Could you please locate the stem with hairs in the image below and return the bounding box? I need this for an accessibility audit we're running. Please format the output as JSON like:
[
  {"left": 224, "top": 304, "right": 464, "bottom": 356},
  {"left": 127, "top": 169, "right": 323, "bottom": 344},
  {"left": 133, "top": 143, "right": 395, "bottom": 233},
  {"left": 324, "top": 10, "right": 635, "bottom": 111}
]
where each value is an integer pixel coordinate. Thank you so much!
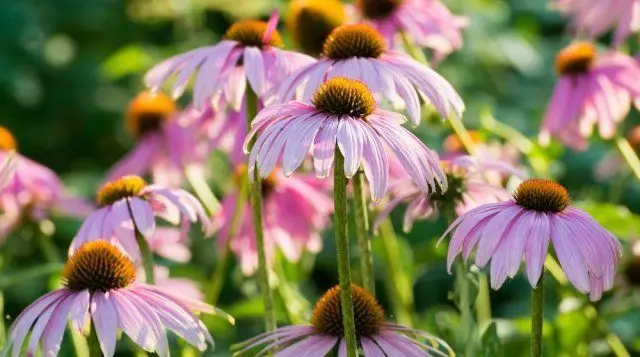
[{"left": 352, "top": 171, "right": 375, "bottom": 293}]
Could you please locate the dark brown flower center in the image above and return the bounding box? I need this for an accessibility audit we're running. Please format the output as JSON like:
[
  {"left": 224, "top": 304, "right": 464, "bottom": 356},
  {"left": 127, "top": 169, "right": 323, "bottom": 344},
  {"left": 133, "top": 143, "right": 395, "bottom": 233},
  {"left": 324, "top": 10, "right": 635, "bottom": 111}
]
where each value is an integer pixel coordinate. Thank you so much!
[
  {"left": 126, "top": 91, "right": 176, "bottom": 138},
  {"left": 311, "top": 284, "right": 385, "bottom": 338},
  {"left": 513, "top": 178, "right": 570, "bottom": 213},
  {"left": 430, "top": 170, "right": 466, "bottom": 210},
  {"left": 312, "top": 77, "right": 376, "bottom": 118},
  {"left": 356, "top": 0, "right": 403, "bottom": 19},
  {"left": 63, "top": 241, "right": 136, "bottom": 292},
  {"left": 289, "top": 0, "right": 346, "bottom": 57},
  {"left": 225, "top": 20, "right": 283, "bottom": 48},
  {"left": 0, "top": 126, "right": 18, "bottom": 151},
  {"left": 555, "top": 42, "right": 596, "bottom": 75},
  {"left": 322, "top": 24, "right": 386, "bottom": 59},
  {"left": 97, "top": 175, "right": 147, "bottom": 206}
]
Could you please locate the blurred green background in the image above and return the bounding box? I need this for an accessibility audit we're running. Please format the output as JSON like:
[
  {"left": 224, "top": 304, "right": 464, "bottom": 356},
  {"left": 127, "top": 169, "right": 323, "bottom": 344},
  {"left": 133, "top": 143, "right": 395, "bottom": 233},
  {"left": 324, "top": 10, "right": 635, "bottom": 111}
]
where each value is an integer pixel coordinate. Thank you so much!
[{"left": 2, "top": 0, "right": 640, "bottom": 356}]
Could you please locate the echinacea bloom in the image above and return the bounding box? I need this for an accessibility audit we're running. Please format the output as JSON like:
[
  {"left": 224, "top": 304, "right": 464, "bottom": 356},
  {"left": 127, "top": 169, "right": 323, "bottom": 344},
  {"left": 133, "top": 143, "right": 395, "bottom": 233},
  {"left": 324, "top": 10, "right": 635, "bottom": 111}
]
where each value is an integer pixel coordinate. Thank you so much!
[
  {"left": 234, "top": 284, "right": 453, "bottom": 356},
  {"left": 352, "top": 0, "right": 467, "bottom": 62},
  {"left": 246, "top": 77, "right": 447, "bottom": 201},
  {"left": 552, "top": 0, "right": 640, "bottom": 46},
  {"left": 3, "top": 241, "right": 226, "bottom": 357},
  {"left": 70, "top": 175, "right": 211, "bottom": 260},
  {"left": 0, "top": 127, "right": 92, "bottom": 242},
  {"left": 375, "top": 155, "right": 520, "bottom": 232},
  {"left": 288, "top": 0, "right": 346, "bottom": 57},
  {"left": 442, "top": 178, "right": 621, "bottom": 300},
  {"left": 106, "top": 92, "right": 208, "bottom": 187},
  {"left": 540, "top": 42, "right": 640, "bottom": 150},
  {"left": 277, "top": 24, "right": 464, "bottom": 126},
  {"left": 212, "top": 166, "right": 331, "bottom": 275},
  {"left": 596, "top": 126, "right": 640, "bottom": 179},
  {"left": 144, "top": 12, "right": 314, "bottom": 110}
]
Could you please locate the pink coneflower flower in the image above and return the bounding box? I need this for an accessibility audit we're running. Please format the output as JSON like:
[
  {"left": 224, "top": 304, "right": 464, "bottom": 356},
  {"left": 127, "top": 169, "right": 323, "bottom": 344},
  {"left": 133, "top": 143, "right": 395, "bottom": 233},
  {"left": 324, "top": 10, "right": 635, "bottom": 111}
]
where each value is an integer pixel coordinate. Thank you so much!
[
  {"left": 441, "top": 178, "right": 622, "bottom": 300},
  {"left": 552, "top": 0, "right": 640, "bottom": 46},
  {"left": 375, "top": 155, "right": 520, "bottom": 232},
  {"left": 3, "top": 241, "right": 225, "bottom": 357},
  {"left": 234, "top": 284, "right": 453, "bottom": 356},
  {"left": 212, "top": 166, "right": 331, "bottom": 275},
  {"left": 69, "top": 175, "right": 210, "bottom": 260},
  {"left": 105, "top": 92, "right": 207, "bottom": 187},
  {"left": 144, "top": 12, "right": 314, "bottom": 110},
  {"left": 276, "top": 24, "right": 464, "bottom": 126},
  {"left": 0, "top": 127, "right": 92, "bottom": 242},
  {"left": 246, "top": 77, "right": 447, "bottom": 201},
  {"left": 540, "top": 42, "right": 640, "bottom": 150},
  {"left": 147, "top": 227, "right": 192, "bottom": 263},
  {"left": 201, "top": 99, "right": 249, "bottom": 166},
  {"left": 352, "top": 0, "right": 467, "bottom": 62},
  {"left": 287, "top": 0, "right": 347, "bottom": 57}
]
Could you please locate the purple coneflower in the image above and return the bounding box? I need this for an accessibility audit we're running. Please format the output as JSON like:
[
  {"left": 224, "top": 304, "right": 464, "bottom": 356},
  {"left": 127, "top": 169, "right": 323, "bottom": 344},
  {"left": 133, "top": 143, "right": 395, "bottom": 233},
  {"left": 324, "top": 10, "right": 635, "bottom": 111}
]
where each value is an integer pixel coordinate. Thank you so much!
[
  {"left": 246, "top": 77, "right": 447, "bottom": 201},
  {"left": 106, "top": 91, "right": 207, "bottom": 187},
  {"left": 287, "top": 0, "right": 347, "bottom": 57},
  {"left": 442, "top": 178, "right": 621, "bottom": 300},
  {"left": 276, "top": 24, "right": 464, "bottom": 126},
  {"left": 540, "top": 42, "right": 640, "bottom": 150},
  {"left": 3, "top": 241, "right": 226, "bottom": 357},
  {"left": 234, "top": 284, "right": 453, "bottom": 356},
  {"left": 375, "top": 154, "right": 520, "bottom": 232},
  {"left": 212, "top": 166, "right": 331, "bottom": 275},
  {"left": 552, "top": 0, "right": 640, "bottom": 46},
  {"left": 144, "top": 12, "right": 314, "bottom": 110},
  {"left": 351, "top": 0, "right": 467, "bottom": 63},
  {"left": 0, "top": 127, "right": 92, "bottom": 243},
  {"left": 70, "top": 175, "right": 210, "bottom": 260}
]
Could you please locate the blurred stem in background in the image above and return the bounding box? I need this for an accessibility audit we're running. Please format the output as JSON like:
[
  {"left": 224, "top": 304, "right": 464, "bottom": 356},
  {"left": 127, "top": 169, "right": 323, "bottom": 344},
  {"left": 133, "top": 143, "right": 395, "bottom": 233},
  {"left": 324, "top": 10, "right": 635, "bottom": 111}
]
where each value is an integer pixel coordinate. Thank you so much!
[
  {"left": 455, "top": 261, "right": 477, "bottom": 357},
  {"left": 399, "top": 31, "right": 428, "bottom": 65},
  {"left": 246, "top": 87, "right": 277, "bottom": 332},
  {"left": 206, "top": 173, "right": 249, "bottom": 306},
  {"left": 376, "top": 218, "right": 414, "bottom": 327},
  {"left": 615, "top": 135, "right": 640, "bottom": 181},
  {"left": 34, "top": 221, "right": 61, "bottom": 263},
  {"left": 352, "top": 171, "right": 375, "bottom": 294},
  {"left": 185, "top": 164, "right": 221, "bottom": 216},
  {"left": 531, "top": 274, "right": 544, "bottom": 357},
  {"left": 87, "top": 325, "right": 102, "bottom": 356},
  {"left": 333, "top": 148, "right": 358, "bottom": 357}
]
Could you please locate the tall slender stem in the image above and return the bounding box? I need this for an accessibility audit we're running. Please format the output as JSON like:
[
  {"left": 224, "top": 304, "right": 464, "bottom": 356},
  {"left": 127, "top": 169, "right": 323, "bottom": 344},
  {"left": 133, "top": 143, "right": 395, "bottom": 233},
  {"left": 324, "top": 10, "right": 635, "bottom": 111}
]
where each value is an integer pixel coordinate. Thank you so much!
[
  {"left": 400, "top": 31, "right": 428, "bottom": 65},
  {"left": 352, "top": 171, "right": 374, "bottom": 294},
  {"left": 246, "top": 87, "right": 277, "bottom": 332},
  {"left": 377, "top": 218, "right": 414, "bottom": 327},
  {"left": 531, "top": 274, "right": 544, "bottom": 357},
  {"left": 334, "top": 148, "right": 358, "bottom": 357},
  {"left": 87, "top": 326, "right": 102, "bottom": 356},
  {"left": 476, "top": 272, "right": 492, "bottom": 329},
  {"left": 206, "top": 176, "right": 248, "bottom": 305},
  {"left": 135, "top": 231, "right": 155, "bottom": 285},
  {"left": 615, "top": 136, "right": 640, "bottom": 181},
  {"left": 455, "top": 261, "right": 476, "bottom": 357}
]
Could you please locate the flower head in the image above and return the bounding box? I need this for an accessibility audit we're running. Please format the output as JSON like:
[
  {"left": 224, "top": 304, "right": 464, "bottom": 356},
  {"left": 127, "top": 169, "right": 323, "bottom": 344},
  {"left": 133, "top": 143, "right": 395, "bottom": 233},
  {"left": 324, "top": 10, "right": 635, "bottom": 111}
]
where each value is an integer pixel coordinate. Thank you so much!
[
  {"left": 0, "top": 127, "right": 92, "bottom": 243},
  {"left": 442, "top": 178, "right": 621, "bottom": 300},
  {"left": 352, "top": 0, "right": 467, "bottom": 62},
  {"left": 277, "top": 24, "right": 464, "bottom": 126},
  {"left": 4, "top": 241, "right": 225, "bottom": 357},
  {"left": 246, "top": 77, "right": 447, "bottom": 200},
  {"left": 552, "top": 0, "right": 640, "bottom": 46},
  {"left": 212, "top": 166, "right": 331, "bottom": 275},
  {"left": 540, "top": 42, "right": 640, "bottom": 150},
  {"left": 288, "top": 0, "right": 346, "bottom": 56},
  {"left": 106, "top": 93, "right": 208, "bottom": 187},
  {"left": 70, "top": 175, "right": 210, "bottom": 260},
  {"left": 375, "top": 155, "right": 520, "bottom": 231},
  {"left": 144, "top": 12, "right": 314, "bottom": 110},
  {"left": 234, "top": 284, "right": 453, "bottom": 356}
]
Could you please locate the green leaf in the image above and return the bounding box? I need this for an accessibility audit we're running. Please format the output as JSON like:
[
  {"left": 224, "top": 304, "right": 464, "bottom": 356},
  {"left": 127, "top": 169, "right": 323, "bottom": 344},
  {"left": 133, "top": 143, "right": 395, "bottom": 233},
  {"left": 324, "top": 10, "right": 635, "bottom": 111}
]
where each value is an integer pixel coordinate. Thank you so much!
[
  {"left": 481, "top": 322, "right": 503, "bottom": 357},
  {"left": 100, "top": 44, "right": 153, "bottom": 79}
]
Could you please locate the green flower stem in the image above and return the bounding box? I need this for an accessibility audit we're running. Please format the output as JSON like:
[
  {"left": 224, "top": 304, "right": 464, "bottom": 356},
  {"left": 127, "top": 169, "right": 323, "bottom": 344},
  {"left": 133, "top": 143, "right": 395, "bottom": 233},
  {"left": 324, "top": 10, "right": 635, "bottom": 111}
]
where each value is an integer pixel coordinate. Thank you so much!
[
  {"left": 377, "top": 218, "right": 414, "bottom": 327},
  {"left": 615, "top": 136, "right": 640, "bottom": 181},
  {"left": 352, "top": 171, "right": 375, "bottom": 294},
  {"left": 334, "top": 148, "right": 358, "bottom": 357},
  {"left": 455, "top": 261, "right": 476, "bottom": 357},
  {"left": 206, "top": 175, "right": 249, "bottom": 305},
  {"left": 35, "top": 224, "right": 62, "bottom": 263},
  {"left": 135, "top": 231, "right": 156, "bottom": 285},
  {"left": 531, "top": 274, "right": 544, "bottom": 357},
  {"left": 246, "top": 87, "right": 277, "bottom": 332},
  {"left": 400, "top": 31, "right": 428, "bottom": 65},
  {"left": 475, "top": 272, "right": 492, "bottom": 329},
  {"left": 185, "top": 164, "right": 221, "bottom": 216},
  {"left": 0, "top": 292, "right": 5, "bottom": 347},
  {"left": 87, "top": 327, "right": 102, "bottom": 357}
]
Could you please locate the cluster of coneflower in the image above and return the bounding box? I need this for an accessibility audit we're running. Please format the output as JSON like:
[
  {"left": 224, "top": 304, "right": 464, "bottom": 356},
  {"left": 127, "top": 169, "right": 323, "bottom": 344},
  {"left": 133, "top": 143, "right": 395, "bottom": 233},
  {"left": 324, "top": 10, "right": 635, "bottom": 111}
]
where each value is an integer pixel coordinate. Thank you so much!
[{"left": 2, "top": 0, "right": 640, "bottom": 356}]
